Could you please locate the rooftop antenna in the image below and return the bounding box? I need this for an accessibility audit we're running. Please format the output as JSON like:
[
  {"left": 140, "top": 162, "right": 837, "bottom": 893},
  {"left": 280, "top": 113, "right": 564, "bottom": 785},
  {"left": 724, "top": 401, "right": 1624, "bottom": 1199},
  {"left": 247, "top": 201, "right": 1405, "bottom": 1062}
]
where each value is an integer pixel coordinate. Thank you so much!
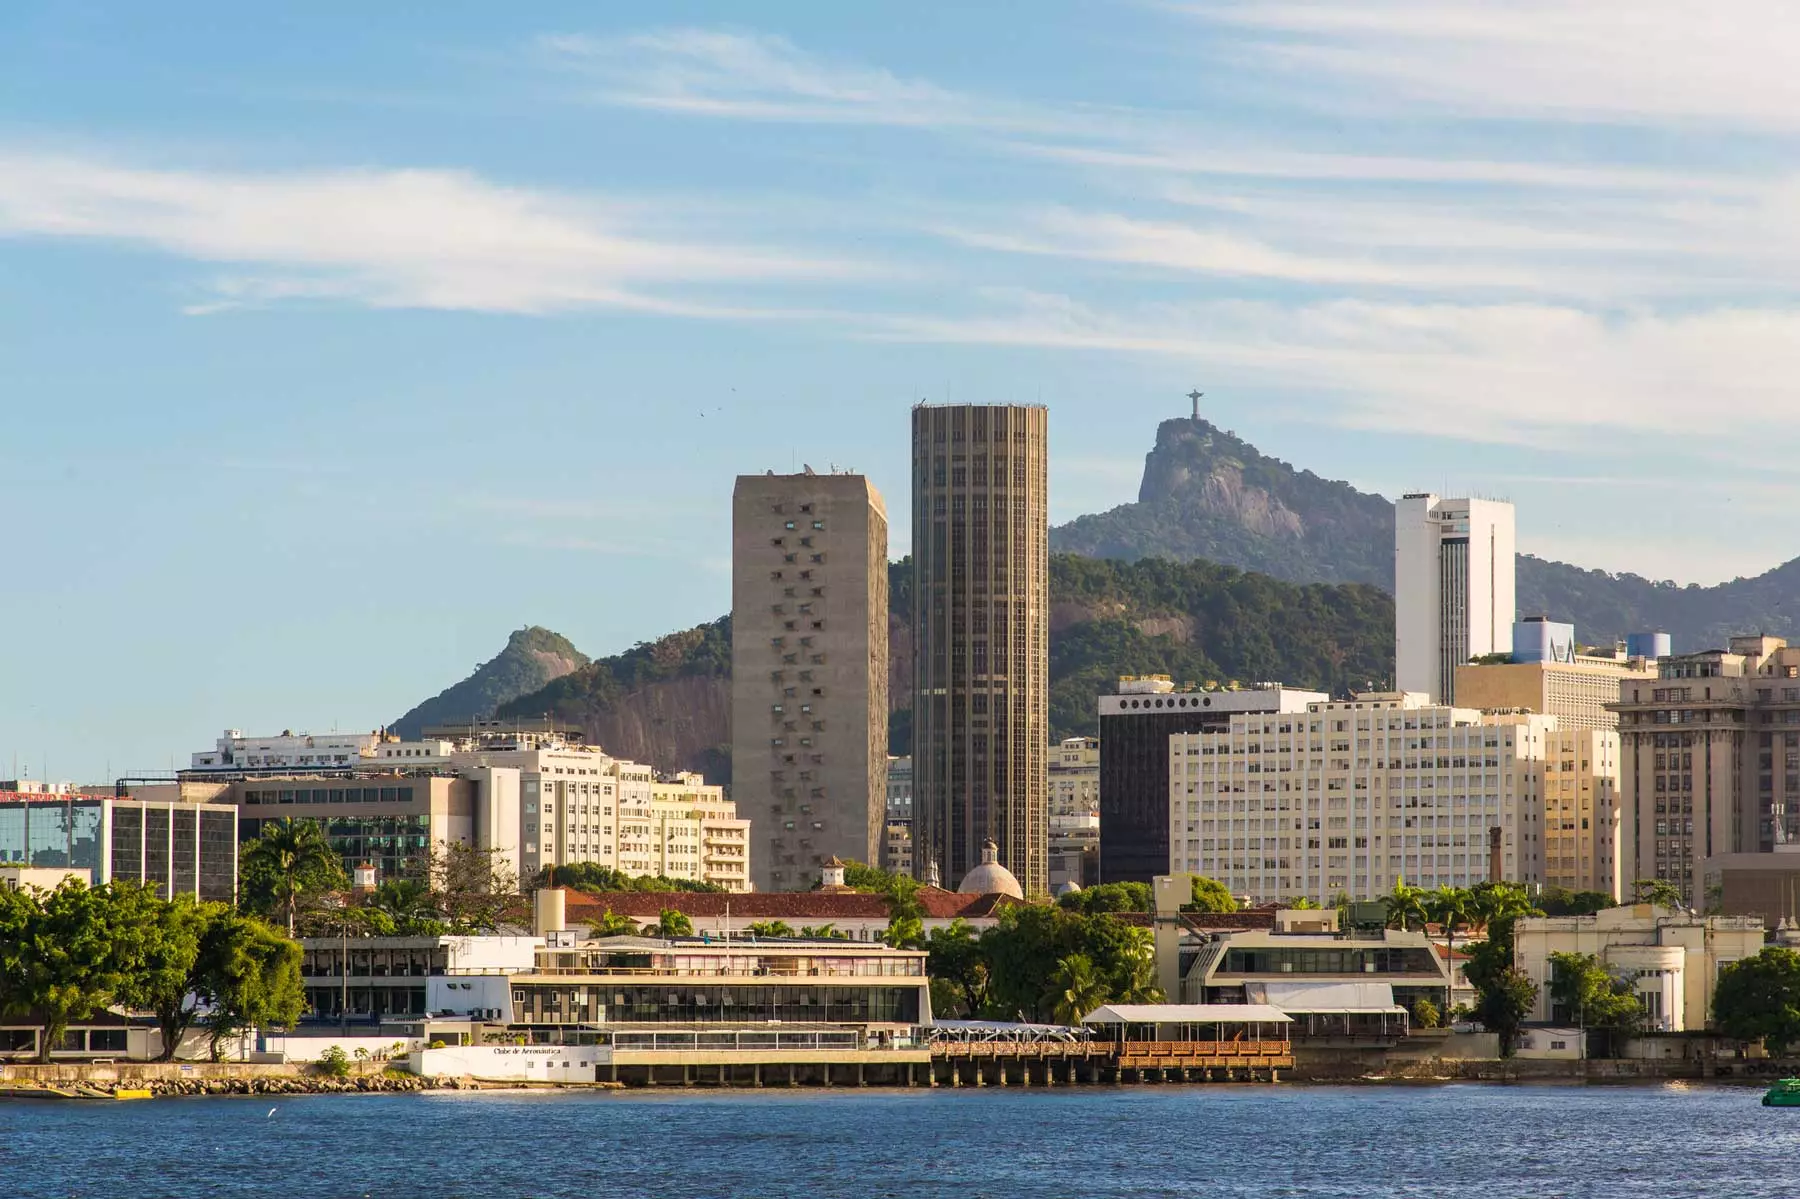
[{"left": 1187, "top": 389, "right": 1204, "bottom": 420}]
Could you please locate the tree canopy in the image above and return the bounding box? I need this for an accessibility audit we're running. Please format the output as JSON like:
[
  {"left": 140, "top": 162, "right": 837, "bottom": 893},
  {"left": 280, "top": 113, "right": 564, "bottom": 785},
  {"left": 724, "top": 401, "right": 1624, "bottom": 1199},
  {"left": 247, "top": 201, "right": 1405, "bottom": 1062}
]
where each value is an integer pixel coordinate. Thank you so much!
[{"left": 1713, "top": 947, "right": 1800, "bottom": 1055}]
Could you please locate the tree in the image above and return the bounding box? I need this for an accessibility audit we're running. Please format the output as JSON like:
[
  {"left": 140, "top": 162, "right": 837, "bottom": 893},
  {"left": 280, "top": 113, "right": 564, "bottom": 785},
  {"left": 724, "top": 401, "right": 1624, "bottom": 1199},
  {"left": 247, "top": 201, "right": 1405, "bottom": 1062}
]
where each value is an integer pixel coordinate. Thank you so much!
[
  {"left": 1051, "top": 954, "right": 1109, "bottom": 1025},
  {"left": 1476, "top": 968, "right": 1538, "bottom": 1056},
  {"left": 746, "top": 920, "right": 797, "bottom": 938},
  {"left": 195, "top": 912, "right": 305, "bottom": 1061},
  {"left": 241, "top": 819, "right": 344, "bottom": 936},
  {"left": 1538, "top": 888, "right": 1617, "bottom": 917},
  {"left": 1713, "top": 947, "right": 1800, "bottom": 1055},
  {"left": 1183, "top": 875, "right": 1237, "bottom": 914},
  {"left": 1632, "top": 878, "right": 1685, "bottom": 909},
  {"left": 884, "top": 914, "right": 926, "bottom": 950},
  {"left": 1057, "top": 883, "right": 1151, "bottom": 914},
  {"left": 799, "top": 924, "right": 847, "bottom": 940},
  {"left": 116, "top": 890, "right": 215, "bottom": 1061},
  {"left": 979, "top": 905, "right": 1160, "bottom": 1023},
  {"left": 1412, "top": 996, "right": 1442, "bottom": 1029},
  {"left": 655, "top": 909, "right": 695, "bottom": 938},
  {"left": 1468, "top": 881, "right": 1538, "bottom": 933},
  {"left": 1547, "top": 951, "right": 1643, "bottom": 1040},
  {"left": 0, "top": 884, "right": 34, "bottom": 1026},
  {"left": 841, "top": 860, "right": 924, "bottom": 920},
  {"left": 370, "top": 879, "right": 445, "bottom": 935},
  {"left": 925, "top": 919, "right": 988, "bottom": 1018},
  {"left": 1284, "top": 896, "right": 1321, "bottom": 910},
  {"left": 1385, "top": 880, "right": 1428, "bottom": 932},
  {"left": 15, "top": 881, "right": 146, "bottom": 1061},
  {"left": 1426, "top": 886, "right": 1473, "bottom": 978},
  {"left": 590, "top": 911, "right": 640, "bottom": 938},
  {"left": 430, "top": 842, "right": 523, "bottom": 933}
]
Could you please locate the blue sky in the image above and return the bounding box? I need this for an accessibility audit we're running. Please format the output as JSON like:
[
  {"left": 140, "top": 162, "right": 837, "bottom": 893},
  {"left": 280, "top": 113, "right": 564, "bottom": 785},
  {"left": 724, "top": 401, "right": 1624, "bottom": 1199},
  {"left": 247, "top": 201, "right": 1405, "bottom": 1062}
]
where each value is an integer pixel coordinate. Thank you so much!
[{"left": 6, "top": 1, "right": 1800, "bottom": 782}]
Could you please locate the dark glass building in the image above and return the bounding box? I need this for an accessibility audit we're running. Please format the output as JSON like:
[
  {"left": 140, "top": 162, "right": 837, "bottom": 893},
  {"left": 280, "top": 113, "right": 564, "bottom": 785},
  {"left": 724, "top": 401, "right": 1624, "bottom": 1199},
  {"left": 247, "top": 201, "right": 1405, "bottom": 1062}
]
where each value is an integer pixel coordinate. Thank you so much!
[
  {"left": 1099, "top": 682, "right": 1324, "bottom": 884},
  {"left": 0, "top": 791, "right": 238, "bottom": 902}
]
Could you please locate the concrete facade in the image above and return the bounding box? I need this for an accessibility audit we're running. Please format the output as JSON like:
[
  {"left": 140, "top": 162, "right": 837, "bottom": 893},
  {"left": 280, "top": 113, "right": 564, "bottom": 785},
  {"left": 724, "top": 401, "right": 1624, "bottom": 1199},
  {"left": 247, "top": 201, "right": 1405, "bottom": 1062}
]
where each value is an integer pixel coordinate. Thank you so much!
[
  {"left": 1167, "top": 692, "right": 1553, "bottom": 903},
  {"left": 732, "top": 472, "right": 889, "bottom": 892},
  {"left": 1612, "top": 635, "right": 1800, "bottom": 906},
  {"left": 911, "top": 403, "right": 1050, "bottom": 896},
  {"left": 1394, "top": 494, "right": 1516, "bottom": 704},
  {"left": 1513, "top": 905, "right": 1764, "bottom": 1032},
  {"left": 1455, "top": 653, "right": 1656, "bottom": 733}
]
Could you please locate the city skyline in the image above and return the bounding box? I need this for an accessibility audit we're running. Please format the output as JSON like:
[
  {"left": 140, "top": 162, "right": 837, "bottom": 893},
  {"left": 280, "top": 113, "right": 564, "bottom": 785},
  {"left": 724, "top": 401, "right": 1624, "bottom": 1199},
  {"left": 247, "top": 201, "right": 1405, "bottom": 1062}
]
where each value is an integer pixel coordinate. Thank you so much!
[{"left": 9, "top": 2, "right": 1800, "bottom": 784}]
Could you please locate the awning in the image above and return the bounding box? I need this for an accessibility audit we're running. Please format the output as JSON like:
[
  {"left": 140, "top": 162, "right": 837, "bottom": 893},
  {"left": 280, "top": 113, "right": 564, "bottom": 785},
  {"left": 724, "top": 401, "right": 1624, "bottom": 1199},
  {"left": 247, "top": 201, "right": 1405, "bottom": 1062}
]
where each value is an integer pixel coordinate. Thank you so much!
[{"left": 1245, "top": 981, "right": 1408, "bottom": 1015}]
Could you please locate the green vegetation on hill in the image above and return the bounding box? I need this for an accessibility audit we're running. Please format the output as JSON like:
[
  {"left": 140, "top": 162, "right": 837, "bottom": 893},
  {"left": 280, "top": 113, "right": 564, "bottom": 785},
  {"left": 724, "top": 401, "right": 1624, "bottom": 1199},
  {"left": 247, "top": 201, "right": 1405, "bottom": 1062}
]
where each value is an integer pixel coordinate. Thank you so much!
[
  {"left": 392, "top": 626, "right": 588, "bottom": 738},
  {"left": 495, "top": 617, "right": 731, "bottom": 720}
]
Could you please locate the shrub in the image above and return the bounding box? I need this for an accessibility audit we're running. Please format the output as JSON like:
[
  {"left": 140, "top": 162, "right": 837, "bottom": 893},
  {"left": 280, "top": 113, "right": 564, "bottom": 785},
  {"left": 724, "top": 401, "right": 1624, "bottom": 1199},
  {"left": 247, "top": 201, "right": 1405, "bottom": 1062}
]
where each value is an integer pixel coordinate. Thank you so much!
[
  {"left": 318, "top": 1045, "right": 351, "bottom": 1078},
  {"left": 1411, "top": 997, "right": 1442, "bottom": 1029}
]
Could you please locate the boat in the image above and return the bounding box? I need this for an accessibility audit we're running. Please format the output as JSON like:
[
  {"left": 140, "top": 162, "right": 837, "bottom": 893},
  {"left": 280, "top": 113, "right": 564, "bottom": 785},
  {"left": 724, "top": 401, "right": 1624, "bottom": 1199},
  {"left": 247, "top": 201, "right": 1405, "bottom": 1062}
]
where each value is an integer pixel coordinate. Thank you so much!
[
  {"left": 112, "top": 1089, "right": 154, "bottom": 1101},
  {"left": 1762, "top": 1079, "right": 1800, "bottom": 1107}
]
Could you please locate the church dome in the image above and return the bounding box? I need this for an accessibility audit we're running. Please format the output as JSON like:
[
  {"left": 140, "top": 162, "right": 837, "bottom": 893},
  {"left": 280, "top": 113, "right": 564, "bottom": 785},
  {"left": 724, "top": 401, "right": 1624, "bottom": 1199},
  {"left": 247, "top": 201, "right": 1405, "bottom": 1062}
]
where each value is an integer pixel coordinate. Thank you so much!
[{"left": 957, "top": 839, "right": 1024, "bottom": 900}]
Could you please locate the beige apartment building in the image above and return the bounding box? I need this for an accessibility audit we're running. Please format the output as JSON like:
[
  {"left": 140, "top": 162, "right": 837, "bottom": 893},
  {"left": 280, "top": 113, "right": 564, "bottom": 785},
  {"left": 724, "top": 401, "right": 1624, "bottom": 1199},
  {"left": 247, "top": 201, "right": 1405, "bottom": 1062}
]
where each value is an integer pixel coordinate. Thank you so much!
[
  {"left": 1168, "top": 692, "right": 1555, "bottom": 904},
  {"left": 1539, "top": 727, "right": 1623, "bottom": 899},
  {"left": 911, "top": 403, "right": 1050, "bottom": 896},
  {"left": 731, "top": 471, "right": 889, "bottom": 892},
  {"left": 1613, "top": 635, "right": 1800, "bottom": 906},
  {"left": 1455, "top": 652, "right": 1656, "bottom": 733}
]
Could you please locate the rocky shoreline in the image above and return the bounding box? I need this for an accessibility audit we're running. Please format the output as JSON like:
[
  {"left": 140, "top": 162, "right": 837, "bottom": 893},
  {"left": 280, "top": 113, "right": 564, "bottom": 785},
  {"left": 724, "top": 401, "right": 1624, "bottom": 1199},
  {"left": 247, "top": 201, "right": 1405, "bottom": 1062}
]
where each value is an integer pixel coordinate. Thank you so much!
[{"left": 0, "top": 1073, "right": 625, "bottom": 1099}]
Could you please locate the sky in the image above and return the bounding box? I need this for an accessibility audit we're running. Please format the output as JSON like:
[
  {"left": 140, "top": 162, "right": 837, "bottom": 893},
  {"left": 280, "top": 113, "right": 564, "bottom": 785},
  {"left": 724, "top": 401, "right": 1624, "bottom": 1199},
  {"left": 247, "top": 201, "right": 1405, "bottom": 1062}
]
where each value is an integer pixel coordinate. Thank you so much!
[{"left": 6, "top": 1, "right": 1800, "bottom": 783}]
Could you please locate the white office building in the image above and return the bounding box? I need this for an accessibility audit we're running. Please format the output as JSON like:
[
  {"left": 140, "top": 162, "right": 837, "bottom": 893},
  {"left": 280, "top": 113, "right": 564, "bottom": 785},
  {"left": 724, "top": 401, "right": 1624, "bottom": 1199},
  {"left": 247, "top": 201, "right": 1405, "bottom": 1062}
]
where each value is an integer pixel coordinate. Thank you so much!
[
  {"left": 1394, "top": 494, "right": 1516, "bottom": 704},
  {"left": 1168, "top": 692, "right": 1552, "bottom": 904}
]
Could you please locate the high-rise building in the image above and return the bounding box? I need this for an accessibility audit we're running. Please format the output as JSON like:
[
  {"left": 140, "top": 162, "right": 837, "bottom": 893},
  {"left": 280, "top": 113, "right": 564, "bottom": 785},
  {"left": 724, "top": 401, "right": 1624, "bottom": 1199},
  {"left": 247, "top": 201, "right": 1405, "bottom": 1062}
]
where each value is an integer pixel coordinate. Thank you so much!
[
  {"left": 1613, "top": 635, "right": 1800, "bottom": 906},
  {"left": 1394, "top": 494, "right": 1516, "bottom": 704},
  {"left": 1167, "top": 692, "right": 1553, "bottom": 904},
  {"left": 1048, "top": 736, "right": 1100, "bottom": 891},
  {"left": 1538, "top": 727, "right": 1624, "bottom": 900},
  {"left": 1099, "top": 677, "right": 1326, "bottom": 884},
  {"left": 1454, "top": 618, "right": 1659, "bottom": 732},
  {"left": 732, "top": 471, "right": 889, "bottom": 892},
  {"left": 911, "top": 403, "right": 1049, "bottom": 896}
]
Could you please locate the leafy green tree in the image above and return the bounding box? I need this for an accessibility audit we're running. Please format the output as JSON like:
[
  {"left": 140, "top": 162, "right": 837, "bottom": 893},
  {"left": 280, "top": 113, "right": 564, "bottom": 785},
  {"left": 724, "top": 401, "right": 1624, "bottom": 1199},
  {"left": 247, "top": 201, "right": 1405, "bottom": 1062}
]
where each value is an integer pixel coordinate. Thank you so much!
[
  {"left": 979, "top": 905, "right": 1159, "bottom": 1023},
  {"left": 1477, "top": 968, "right": 1538, "bottom": 1056},
  {"left": 655, "top": 909, "right": 695, "bottom": 938},
  {"left": 1057, "top": 882, "right": 1151, "bottom": 914},
  {"left": 841, "top": 860, "right": 924, "bottom": 920},
  {"left": 1284, "top": 896, "right": 1321, "bottom": 910},
  {"left": 1548, "top": 951, "right": 1643, "bottom": 1037},
  {"left": 1385, "top": 880, "right": 1429, "bottom": 931},
  {"left": 746, "top": 920, "right": 797, "bottom": 938},
  {"left": 17, "top": 881, "right": 142, "bottom": 1062},
  {"left": 0, "top": 884, "right": 35, "bottom": 1025},
  {"left": 535, "top": 863, "right": 724, "bottom": 894},
  {"left": 196, "top": 912, "right": 305, "bottom": 1061},
  {"left": 925, "top": 919, "right": 988, "bottom": 1017},
  {"left": 317, "top": 1044, "right": 352, "bottom": 1078},
  {"left": 1051, "top": 954, "right": 1109, "bottom": 1025},
  {"left": 884, "top": 914, "right": 926, "bottom": 950},
  {"left": 1412, "top": 996, "right": 1442, "bottom": 1029},
  {"left": 799, "top": 924, "right": 847, "bottom": 940},
  {"left": 1538, "top": 888, "right": 1617, "bottom": 917},
  {"left": 115, "top": 890, "right": 216, "bottom": 1060},
  {"left": 241, "top": 819, "right": 345, "bottom": 936},
  {"left": 1183, "top": 875, "right": 1237, "bottom": 913},
  {"left": 1632, "top": 878, "right": 1685, "bottom": 909},
  {"left": 1713, "top": 947, "right": 1800, "bottom": 1054},
  {"left": 590, "top": 911, "right": 640, "bottom": 938},
  {"left": 369, "top": 879, "right": 445, "bottom": 935}
]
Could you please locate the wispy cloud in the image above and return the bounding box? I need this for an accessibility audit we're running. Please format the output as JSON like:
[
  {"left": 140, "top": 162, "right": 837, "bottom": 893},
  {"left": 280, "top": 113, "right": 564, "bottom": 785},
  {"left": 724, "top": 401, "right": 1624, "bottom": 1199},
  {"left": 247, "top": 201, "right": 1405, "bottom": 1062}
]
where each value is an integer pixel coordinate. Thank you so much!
[
  {"left": 1189, "top": 1, "right": 1800, "bottom": 130},
  {"left": 0, "top": 151, "right": 866, "bottom": 314}
]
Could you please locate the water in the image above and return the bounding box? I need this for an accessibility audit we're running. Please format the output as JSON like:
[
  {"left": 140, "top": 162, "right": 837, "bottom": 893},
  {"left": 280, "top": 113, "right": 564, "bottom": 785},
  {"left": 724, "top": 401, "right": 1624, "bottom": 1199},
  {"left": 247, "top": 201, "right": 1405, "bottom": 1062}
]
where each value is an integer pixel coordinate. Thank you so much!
[{"left": 2, "top": 1084, "right": 1794, "bottom": 1198}]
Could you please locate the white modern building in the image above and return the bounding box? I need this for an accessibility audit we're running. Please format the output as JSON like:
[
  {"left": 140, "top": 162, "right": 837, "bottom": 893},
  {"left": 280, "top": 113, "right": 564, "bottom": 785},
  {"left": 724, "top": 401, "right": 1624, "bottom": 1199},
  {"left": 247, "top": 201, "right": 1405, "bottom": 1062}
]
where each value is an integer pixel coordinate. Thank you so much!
[
  {"left": 1395, "top": 494, "right": 1516, "bottom": 704},
  {"left": 1168, "top": 691, "right": 1554, "bottom": 904},
  {"left": 190, "top": 729, "right": 387, "bottom": 773}
]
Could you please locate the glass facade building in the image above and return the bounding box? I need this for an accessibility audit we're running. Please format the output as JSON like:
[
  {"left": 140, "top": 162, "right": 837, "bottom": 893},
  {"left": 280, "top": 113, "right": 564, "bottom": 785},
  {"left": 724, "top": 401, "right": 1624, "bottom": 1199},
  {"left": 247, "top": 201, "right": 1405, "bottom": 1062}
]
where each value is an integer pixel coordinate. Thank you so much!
[{"left": 0, "top": 794, "right": 237, "bottom": 901}]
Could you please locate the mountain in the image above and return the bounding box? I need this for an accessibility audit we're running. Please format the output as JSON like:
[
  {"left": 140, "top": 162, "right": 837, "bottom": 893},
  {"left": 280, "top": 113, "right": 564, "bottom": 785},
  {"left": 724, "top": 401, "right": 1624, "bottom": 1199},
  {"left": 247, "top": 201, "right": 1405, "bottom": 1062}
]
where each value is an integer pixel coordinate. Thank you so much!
[
  {"left": 1051, "top": 415, "right": 1800, "bottom": 651},
  {"left": 1050, "top": 416, "right": 1394, "bottom": 587},
  {"left": 390, "top": 626, "right": 589, "bottom": 739},
  {"left": 486, "top": 557, "right": 1394, "bottom": 779}
]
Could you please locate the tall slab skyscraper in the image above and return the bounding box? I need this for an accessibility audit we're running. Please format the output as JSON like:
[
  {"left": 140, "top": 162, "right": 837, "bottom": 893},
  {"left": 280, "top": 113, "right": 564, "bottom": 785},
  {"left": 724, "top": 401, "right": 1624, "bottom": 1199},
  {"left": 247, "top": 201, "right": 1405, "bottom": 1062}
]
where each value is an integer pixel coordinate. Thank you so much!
[
  {"left": 732, "top": 471, "right": 889, "bottom": 892},
  {"left": 1394, "top": 493, "right": 1516, "bottom": 704},
  {"left": 910, "top": 403, "right": 1050, "bottom": 896}
]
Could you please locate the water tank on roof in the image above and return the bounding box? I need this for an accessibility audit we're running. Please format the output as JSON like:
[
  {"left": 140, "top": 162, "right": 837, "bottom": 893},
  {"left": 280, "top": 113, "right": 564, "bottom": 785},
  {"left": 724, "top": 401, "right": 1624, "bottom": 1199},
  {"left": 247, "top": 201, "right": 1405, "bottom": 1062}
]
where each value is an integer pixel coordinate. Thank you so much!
[{"left": 1627, "top": 632, "right": 1672, "bottom": 660}]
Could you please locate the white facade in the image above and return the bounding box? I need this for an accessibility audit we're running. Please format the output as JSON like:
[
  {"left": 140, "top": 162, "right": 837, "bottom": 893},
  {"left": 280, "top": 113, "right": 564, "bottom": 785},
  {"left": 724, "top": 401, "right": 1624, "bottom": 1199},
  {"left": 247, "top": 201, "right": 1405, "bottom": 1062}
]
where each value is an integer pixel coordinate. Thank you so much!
[
  {"left": 1050, "top": 737, "right": 1100, "bottom": 889},
  {"left": 190, "top": 729, "right": 384, "bottom": 772},
  {"left": 1097, "top": 679, "right": 1328, "bottom": 719},
  {"left": 1168, "top": 692, "right": 1552, "bottom": 904},
  {"left": 1395, "top": 494, "right": 1516, "bottom": 704}
]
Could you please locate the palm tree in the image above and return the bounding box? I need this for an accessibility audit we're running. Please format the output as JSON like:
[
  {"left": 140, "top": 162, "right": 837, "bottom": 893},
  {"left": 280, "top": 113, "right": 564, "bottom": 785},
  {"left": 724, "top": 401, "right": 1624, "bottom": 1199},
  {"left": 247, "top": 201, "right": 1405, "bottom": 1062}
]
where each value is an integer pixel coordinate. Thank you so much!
[
  {"left": 371, "top": 878, "right": 433, "bottom": 923},
  {"left": 1426, "top": 886, "right": 1473, "bottom": 999},
  {"left": 1385, "top": 879, "right": 1428, "bottom": 932},
  {"left": 746, "top": 920, "right": 796, "bottom": 938},
  {"left": 242, "top": 818, "right": 338, "bottom": 936},
  {"left": 1051, "top": 953, "right": 1109, "bottom": 1026},
  {"left": 656, "top": 909, "right": 695, "bottom": 937},
  {"left": 1469, "top": 881, "right": 1537, "bottom": 933}
]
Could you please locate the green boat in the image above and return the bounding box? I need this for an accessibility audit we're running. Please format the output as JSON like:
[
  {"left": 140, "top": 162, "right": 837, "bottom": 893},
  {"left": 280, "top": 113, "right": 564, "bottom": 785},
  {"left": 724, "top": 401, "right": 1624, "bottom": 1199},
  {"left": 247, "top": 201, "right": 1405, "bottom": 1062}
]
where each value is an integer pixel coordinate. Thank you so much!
[{"left": 1763, "top": 1079, "right": 1800, "bottom": 1107}]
